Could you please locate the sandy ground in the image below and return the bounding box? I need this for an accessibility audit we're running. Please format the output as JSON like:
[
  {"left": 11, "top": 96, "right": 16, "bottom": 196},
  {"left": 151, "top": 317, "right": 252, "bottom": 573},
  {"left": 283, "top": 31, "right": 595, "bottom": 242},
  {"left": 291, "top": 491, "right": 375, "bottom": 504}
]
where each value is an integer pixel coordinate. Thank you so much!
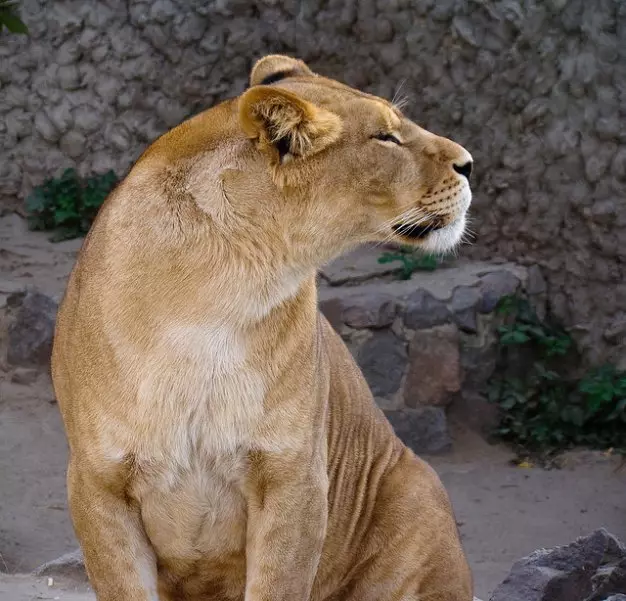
[
  {"left": 0, "top": 574, "right": 93, "bottom": 601},
  {"left": 1, "top": 213, "right": 625, "bottom": 600}
]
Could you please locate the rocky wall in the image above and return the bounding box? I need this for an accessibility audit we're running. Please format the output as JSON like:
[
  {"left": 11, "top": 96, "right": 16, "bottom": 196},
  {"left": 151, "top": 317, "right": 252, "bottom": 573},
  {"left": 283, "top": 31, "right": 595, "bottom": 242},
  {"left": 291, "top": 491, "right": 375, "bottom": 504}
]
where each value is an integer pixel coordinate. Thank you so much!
[
  {"left": 1, "top": 0, "right": 625, "bottom": 365},
  {"left": 318, "top": 249, "right": 542, "bottom": 452}
]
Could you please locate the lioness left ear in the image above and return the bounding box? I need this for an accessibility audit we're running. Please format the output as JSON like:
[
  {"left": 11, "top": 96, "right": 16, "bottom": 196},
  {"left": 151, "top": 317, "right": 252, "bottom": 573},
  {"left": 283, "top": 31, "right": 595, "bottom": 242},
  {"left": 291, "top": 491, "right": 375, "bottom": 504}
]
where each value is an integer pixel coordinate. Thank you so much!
[{"left": 239, "top": 86, "right": 342, "bottom": 164}]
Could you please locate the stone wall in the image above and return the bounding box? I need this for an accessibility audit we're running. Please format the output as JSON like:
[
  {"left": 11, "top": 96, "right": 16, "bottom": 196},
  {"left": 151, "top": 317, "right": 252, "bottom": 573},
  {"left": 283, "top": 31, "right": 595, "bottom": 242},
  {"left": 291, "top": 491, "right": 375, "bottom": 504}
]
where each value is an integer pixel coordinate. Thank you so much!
[
  {"left": 317, "top": 247, "right": 542, "bottom": 452},
  {"left": 1, "top": 0, "right": 625, "bottom": 365}
]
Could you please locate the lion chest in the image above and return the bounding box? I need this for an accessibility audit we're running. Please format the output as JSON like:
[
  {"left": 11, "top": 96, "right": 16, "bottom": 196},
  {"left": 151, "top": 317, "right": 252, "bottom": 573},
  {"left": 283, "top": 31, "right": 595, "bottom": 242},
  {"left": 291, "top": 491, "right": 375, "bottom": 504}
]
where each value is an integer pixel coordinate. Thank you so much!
[
  {"left": 122, "top": 324, "right": 264, "bottom": 570},
  {"left": 135, "top": 453, "right": 248, "bottom": 566}
]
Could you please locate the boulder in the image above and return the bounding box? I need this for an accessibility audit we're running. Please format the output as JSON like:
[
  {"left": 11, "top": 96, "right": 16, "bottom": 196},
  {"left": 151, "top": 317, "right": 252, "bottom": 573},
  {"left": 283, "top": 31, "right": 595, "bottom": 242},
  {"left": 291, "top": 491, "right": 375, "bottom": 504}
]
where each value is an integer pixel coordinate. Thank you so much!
[
  {"left": 403, "top": 289, "right": 451, "bottom": 330},
  {"left": 34, "top": 549, "right": 87, "bottom": 581},
  {"left": 385, "top": 407, "right": 451, "bottom": 454},
  {"left": 478, "top": 270, "right": 521, "bottom": 313},
  {"left": 6, "top": 291, "right": 58, "bottom": 367},
  {"left": 449, "top": 285, "right": 482, "bottom": 333},
  {"left": 490, "top": 529, "right": 626, "bottom": 601},
  {"left": 404, "top": 324, "right": 461, "bottom": 407},
  {"left": 357, "top": 330, "right": 408, "bottom": 397}
]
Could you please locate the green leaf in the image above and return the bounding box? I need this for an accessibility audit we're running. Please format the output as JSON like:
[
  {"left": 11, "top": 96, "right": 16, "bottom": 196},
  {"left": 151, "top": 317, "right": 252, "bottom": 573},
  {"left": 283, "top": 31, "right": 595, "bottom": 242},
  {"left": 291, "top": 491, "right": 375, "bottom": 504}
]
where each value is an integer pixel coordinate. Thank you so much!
[
  {"left": 500, "top": 396, "right": 518, "bottom": 410},
  {"left": 0, "top": 9, "right": 28, "bottom": 34},
  {"left": 500, "top": 329, "right": 531, "bottom": 345}
]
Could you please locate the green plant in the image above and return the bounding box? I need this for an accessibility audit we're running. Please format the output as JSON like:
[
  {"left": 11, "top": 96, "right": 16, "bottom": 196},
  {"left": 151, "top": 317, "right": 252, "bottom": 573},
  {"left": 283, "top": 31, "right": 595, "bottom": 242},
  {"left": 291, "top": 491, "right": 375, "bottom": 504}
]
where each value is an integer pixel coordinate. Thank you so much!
[
  {"left": 488, "top": 295, "right": 626, "bottom": 455},
  {"left": 25, "top": 168, "right": 118, "bottom": 241},
  {"left": 0, "top": 1, "right": 28, "bottom": 33},
  {"left": 378, "top": 245, "right": 440, "bottom": 279}
]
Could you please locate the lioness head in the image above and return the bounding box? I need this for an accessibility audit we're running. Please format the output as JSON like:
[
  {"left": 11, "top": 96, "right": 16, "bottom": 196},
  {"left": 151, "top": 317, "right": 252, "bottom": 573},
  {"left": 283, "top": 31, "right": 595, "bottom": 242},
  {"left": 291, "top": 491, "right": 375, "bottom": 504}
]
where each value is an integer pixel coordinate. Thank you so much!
[{"left": 237, "top": 55, "right": 472, "bottom": 261}]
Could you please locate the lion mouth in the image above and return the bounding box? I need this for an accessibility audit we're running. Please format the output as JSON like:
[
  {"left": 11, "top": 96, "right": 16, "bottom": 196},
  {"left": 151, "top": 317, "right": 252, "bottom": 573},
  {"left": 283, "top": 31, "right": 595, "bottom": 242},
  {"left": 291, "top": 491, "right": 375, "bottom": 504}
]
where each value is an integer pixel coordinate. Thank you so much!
[{"left": 392, "top": 220, "right": 444, "bottom": 240}]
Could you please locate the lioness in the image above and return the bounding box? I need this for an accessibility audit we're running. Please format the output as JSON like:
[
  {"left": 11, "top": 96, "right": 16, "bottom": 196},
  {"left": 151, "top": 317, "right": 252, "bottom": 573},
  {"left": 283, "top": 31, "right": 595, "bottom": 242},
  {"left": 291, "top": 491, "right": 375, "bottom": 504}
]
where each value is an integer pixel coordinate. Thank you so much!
[{"left": 52, "top": 55, "right": 474, "bottom": 601}]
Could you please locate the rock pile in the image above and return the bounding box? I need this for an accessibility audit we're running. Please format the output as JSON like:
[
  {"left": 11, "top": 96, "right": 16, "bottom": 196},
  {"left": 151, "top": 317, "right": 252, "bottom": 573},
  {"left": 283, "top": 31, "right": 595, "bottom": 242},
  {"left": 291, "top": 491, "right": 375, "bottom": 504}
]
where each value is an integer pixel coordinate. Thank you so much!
[
  {"left": 3, "top": 290, "right": 58, "bottom": 368},
  {"left": 490, "top": 529, "right": 626, "bottom": 601},
  {"left": 319, "top": 248, "right": 543, "bottom": 453}
]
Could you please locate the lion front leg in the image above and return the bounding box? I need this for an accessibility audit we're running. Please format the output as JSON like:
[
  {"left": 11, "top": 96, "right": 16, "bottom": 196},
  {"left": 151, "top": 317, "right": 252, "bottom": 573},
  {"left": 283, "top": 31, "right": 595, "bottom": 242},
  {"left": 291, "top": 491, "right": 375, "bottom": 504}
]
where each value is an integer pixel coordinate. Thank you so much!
[
  {"left": 68, "top": 459, "right": 159, "bottom": 601},
  {"left": 243, "top": 449, "right": 328, "bottom": 601}
]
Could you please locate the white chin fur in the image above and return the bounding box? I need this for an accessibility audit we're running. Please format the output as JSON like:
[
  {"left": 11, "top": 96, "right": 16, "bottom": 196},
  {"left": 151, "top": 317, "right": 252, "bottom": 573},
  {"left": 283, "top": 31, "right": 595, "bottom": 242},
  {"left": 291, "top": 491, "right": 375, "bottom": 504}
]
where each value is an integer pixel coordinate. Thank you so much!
[{"left": 419, "top": 213, "right": 467, "bottom": 254}]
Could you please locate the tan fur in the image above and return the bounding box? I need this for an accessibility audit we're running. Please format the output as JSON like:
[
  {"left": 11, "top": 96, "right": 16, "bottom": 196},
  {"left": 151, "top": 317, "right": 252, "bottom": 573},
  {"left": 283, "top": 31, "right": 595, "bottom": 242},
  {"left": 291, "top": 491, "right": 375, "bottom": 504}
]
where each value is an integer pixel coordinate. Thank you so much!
[{"left": 52, "top": 55, "right": 474, "bottom": 601}]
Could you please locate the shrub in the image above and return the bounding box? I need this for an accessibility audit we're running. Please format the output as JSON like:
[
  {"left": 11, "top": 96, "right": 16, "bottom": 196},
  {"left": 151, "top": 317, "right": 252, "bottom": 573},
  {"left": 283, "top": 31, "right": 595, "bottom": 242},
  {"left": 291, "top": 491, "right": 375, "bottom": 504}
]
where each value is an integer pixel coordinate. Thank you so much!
[
  {"left": 25, "top": 168, "right": 118, "bottom": 241},
  {"left": 488, "top": 295, "right": 626, "bottom": 455}
]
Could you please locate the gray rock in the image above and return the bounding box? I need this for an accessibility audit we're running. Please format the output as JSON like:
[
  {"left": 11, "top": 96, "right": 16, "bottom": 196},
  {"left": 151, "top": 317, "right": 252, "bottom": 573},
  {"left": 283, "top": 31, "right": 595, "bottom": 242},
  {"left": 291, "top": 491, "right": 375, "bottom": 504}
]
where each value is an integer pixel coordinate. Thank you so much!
[
  {"left": 319, "top": 298, "right": 344, "bottom": 332},
  {"left": 385, "top": 407, "right": 451, "bottom": 454},
  {"left": 611, "top": 149, "right": 626, "bottom": 180},
  {"left": 108, "top": 123, "right": 131, "bottom": 151},
  {"left": 342, "top": 293, "right": 398, "bottom": 329},
  {"left": 74, "top": 105, "right": 103, "bottom": 134},
  {"left": 526, "top": 265, "right": 547, "bottom": 295},
  {"left": 404, "top": 325, "right": 461, "bottom": 407},
  {"left": 149, "top": 0, "right": 177, "bottom": 24},
  {"left": 478, "top": 271, "right": 520, "bottom": 313},
  {"left": 449, "top": 286, "right": 482, "bottom": 333},
  {"left": 7, "top": 291, "right": 58, "bottom": 367},
  {"left": 604, "top": 596, "right": 626, "bottom": 601},
  {"left": 46, "top": 101, "right": 74, "bottom": 135},
  {"left": 357, "top": 330, "right": 407, "bottom": 397},
  {"left": 11, "top": 367, "right": 40, "bottom": 385},
  {"left": 459, "top": 320, "right": 499, "bottom": 390},
  {"left": 59, "top": 130, "right": 86, "bottom": 158},
  {"left": 490, "top": 529, "right": 626, "bottom": 601},
  {"left": 34, "top": 111, "right": 59, "bottom": 142},
  {"left": 320, "top": 246, "right": 397, "bottom": 285},
  {"left": 34, "top": 549, "right": 86, "bottom": 581},
  {"left": 403, "top": 289, "right": 451, "bottom": 330},
  {"left": 319, "top": 292, "right": 397, "bottom": 330},
  {"left": 603, "top": 317, "right": 626, "bottom": 344},
  {"left": 57, "top": 64, "right": 81, "bottom": 90},
  {"left": 95, "top": 76, "right": 120, "bottom": 103},
  {"left": 155, "top": 98, "right": 189, "bottom": 128}
]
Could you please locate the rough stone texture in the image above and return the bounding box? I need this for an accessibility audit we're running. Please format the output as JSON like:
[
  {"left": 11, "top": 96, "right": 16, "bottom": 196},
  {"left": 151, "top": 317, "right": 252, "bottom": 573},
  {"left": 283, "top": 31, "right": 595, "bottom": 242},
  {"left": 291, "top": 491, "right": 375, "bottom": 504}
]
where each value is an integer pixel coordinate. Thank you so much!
[
  {"left": 403, "top": 289, "right": 451, "bottom": 329},
  {"left": 357, "top": 330, "right": 408, "bottom": 398},
  {"left": 490, "top": 529, "right": 626, "bottom": 601},
  {"left": 449, "top": 285, "right": 482, "bottom": 333},
  {"left": 478, "top": 270, "right": 521, "bottom": 313},
  {"left": 384, "top": 407, "right": 451, "bottom": 454},
  {"left": 10, "top": 367, "right": 40, "bottom": 385},
  {"left": 322, "top": 292, "right": 398, "bottom": 329},
  {"left": 6, "top": 291, "right": 58, "bottom": 367},
  {"left": 405, "top": 324, "right": 461, "bottom": 407},
  {"left": 34, "top": 548, "right": 87, "bottom": 582},
  {"left": 1, "top": 0, "right": 625, "bottom": 363},
  {"left": 317, "top": 260, "right": 535, "bottom": 447}
]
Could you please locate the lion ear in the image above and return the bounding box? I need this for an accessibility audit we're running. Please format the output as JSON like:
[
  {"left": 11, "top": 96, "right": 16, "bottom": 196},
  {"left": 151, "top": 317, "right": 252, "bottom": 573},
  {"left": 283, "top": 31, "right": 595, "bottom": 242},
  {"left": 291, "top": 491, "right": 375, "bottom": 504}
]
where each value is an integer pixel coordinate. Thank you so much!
[
  {"left": 239, "top": 86, "right": 342, "bottom": 164},
  {"left": 249, "top": 54, "right": 315, "bottom": 87}
]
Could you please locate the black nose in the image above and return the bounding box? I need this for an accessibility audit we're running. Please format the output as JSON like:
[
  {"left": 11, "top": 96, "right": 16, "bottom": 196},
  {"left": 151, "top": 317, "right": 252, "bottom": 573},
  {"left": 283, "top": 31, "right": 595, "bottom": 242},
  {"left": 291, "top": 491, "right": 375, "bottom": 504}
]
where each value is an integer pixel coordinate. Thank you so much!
[{"left": 453, "top": 161, "right": 473, "bottom": 179}]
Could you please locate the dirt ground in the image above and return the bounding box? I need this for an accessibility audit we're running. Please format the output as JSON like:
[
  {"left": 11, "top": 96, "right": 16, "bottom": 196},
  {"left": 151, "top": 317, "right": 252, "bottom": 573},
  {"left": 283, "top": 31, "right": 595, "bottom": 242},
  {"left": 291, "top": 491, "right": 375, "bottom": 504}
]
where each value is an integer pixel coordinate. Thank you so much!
[{"left": 1, "top": 213, "right": 625, "bottom": 600}]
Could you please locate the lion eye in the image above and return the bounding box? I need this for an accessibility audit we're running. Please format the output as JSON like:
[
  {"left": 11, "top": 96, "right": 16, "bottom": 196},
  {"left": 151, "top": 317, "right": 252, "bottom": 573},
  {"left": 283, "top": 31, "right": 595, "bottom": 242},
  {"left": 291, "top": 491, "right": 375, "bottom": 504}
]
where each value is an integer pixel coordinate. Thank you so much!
[{"left": 374, "top": 133, "right": 402, "bottom": 145}]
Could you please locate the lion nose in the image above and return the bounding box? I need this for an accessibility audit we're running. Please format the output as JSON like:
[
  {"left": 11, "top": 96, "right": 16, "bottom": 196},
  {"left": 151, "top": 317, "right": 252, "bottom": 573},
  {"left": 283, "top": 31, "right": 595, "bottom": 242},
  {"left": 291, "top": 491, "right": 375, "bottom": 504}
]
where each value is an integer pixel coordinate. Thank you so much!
[{"left": 453, "top": 161, "right": 473, "bottom": 179}]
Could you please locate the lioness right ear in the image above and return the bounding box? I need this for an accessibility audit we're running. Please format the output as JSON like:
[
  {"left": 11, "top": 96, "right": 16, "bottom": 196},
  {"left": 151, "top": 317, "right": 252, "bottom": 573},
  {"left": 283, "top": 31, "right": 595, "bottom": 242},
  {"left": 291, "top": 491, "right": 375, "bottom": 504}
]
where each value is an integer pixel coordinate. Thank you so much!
[{"left": 239, "top": 86, "right": 342, "bottom": 165}]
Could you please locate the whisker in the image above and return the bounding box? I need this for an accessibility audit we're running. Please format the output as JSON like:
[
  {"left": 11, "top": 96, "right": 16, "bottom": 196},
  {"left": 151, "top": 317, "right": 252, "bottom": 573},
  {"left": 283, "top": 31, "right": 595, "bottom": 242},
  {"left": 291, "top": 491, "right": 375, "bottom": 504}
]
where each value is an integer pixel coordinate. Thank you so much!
[
  {"left": 391, "top": 79, "right": 406, "bottom": 107},
  {"left": 391, "top": 80, "right": 412, "bottom": 112}
]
